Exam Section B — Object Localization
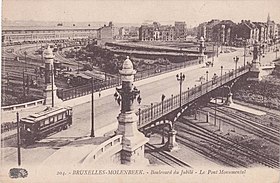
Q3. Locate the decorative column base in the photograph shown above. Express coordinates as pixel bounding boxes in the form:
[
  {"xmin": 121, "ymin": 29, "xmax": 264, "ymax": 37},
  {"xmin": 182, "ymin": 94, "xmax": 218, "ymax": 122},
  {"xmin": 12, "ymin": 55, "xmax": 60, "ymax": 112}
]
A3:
[
  {"xmin": 247, "ymin": 62, "xmax": 261, "ymax": 81},
  {"xmin": 225, "ymin": 93, "xmax": 233, "ymax": 106},
  {"xmin": 198, "ymin": 55, "xmax": 207, "ymax": 65},
  {"xmin": 166, "ymin": 129, "xmax": 179, "ymax": 152},
  {"xmin": 116, "ymin": 112, "xmax": 149, "ymax": 165},
  {"xmin": 44, "ymin": 84, "xmax": 62, "ymax": 106}
]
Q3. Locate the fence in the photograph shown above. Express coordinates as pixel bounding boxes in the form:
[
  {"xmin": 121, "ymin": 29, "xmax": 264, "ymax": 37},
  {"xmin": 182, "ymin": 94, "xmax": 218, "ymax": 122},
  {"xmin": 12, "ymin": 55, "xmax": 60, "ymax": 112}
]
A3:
[
  {"xmin": 57, "ymin": 59, "xmax": 199, "ymax": 101},
  {"xmin": 136, "ymin": 66, "xmax": 250, "ymax": 128}
]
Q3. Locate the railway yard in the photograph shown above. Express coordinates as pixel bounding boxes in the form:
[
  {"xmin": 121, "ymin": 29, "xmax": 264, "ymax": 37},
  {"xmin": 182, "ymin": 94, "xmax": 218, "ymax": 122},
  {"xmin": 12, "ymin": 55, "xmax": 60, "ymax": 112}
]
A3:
[{"xmin": 145, "ymin": 100, "xmax": 280, "ymax": 168}]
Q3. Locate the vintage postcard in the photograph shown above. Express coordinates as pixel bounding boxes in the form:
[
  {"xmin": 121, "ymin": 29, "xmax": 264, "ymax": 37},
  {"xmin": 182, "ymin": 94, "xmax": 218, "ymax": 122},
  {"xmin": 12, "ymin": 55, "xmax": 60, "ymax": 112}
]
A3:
[{"xmin": 1, "ymin": 0, "xmax": 280, "ymax": 182}]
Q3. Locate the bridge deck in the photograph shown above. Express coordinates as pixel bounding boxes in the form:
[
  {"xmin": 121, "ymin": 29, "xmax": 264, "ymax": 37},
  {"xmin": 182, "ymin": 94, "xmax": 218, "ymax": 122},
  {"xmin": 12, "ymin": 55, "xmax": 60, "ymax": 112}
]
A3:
[{"xmin": 137, "ymin": 66, "xmax": 250, "ymax": 129}]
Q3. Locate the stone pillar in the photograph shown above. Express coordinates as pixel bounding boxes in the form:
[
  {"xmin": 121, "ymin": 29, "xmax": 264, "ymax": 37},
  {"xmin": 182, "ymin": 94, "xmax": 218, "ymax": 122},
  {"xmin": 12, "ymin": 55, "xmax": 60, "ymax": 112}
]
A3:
[
  {"xmin": 43, "ymin": 45, "xmax": 62, "ymax": 106},
  {"xmin": 247, "ymin": 42, "xmax": 261, "ymax": 81},
  {"xmin": 226, "ymin": 92, "xmax": 233, "ymax": 106},
  {"xmin": 167, "ymin": 129, "xmax": 179, "ymax": 152},
  {"xmin": 198, "ymin": 37, "xmax": 207, "ymax": 64},
  {"xmin": 115, "ymin": 56, "xmax": 149, "ymax": 165}
]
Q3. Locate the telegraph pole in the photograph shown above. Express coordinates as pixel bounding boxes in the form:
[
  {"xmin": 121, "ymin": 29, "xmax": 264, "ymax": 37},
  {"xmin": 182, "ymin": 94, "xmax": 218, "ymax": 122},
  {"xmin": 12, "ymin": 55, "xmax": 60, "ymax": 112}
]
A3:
[
  {"xmin": 90, "ymin": 78, "xmax": 95, "ymax": 137},
  {"xmin": 16, "ymin": 112, "xmax": 21, "ymax": 166},
  {"xmin": 243, "ymin": 41, "xmax": 246, "ymax": 67},
  {"xmin": 51, "ymin": 65, "xmax": 54, "ymax": 107}
]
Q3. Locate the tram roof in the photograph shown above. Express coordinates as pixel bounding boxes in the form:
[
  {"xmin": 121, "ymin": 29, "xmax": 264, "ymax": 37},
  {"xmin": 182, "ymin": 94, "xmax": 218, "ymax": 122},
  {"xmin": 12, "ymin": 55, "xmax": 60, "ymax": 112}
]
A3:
[{"xmin": 21, "ymin": 107, "xmax": 71, "ymax": 123}]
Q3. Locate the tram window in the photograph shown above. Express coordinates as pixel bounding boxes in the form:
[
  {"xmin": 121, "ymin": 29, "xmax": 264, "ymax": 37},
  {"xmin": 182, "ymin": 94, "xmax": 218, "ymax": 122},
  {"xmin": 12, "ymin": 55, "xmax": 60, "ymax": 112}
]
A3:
[
  {"xmin": 50, "ymin": 117, "xmax": 54, "ymax": 123},
  {"xmin": 40, "ymin": 121, "xmax": 45, "ymax": 127},
  {"xmin": 45, "ymin": 119, "xmax": 50, "ymax": 125},
  {"xmin": 57, "ymin": 114, "xmax": 63, "ymax": 121}
]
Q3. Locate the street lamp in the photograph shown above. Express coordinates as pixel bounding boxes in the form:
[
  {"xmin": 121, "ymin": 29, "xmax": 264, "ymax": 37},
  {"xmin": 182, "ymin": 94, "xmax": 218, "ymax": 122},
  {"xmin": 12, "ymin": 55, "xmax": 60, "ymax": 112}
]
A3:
[
  {"xmin": 275, "ymin": 46, "xmax": 279, "ymax": 59},
  {"xmin": 233, "ymin": 56, "xmax": 239, "ymax": 76},
  {"xmin": 51, "ymin": 65, "xmax": 54, "ymax": 107},
  {"xmin": 161, "ymin": 94, "xmax": 165, "ymax": 144},
  {"xmin": 221, "ymin": 66, "xmax": 224, "ymax": 102},
  {"xmin": 16, "ymin": 112, "xmax": 21, "ymax": 166},
  {"xmin": 243, "ymin": 40, "xmax": 246, "ymax": 67},
  {"xmin": 161, "ymin": 94, "xmax": 165, "ymax": 115},
  {"xmin": 23, "ymin": 51, "xmax": 27, "ymax": 98},
  {"xmin": 220, "ymin": 66, "xmax": 223, "ymax": 81},
  {"xmin": 212, "ymin": 44, "xmax": 215, "ymax": 65},
  {"xmin": 176, "ymin": 73, "xmax": 185, "ymax": 108},
  {"xmin": 90, "ymin": 77, "xmax": 95, "ymax": 137},
  {"xmin": 216, "ymin": 42, "xmax": 219, "ymax": 57}
]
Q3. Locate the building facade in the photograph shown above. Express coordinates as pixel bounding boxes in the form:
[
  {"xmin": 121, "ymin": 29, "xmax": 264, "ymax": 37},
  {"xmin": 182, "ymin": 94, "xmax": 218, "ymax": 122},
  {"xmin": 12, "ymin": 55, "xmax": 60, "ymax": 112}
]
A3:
[
  {"xmin": 212, "ymin": 20, "xmax": 236, "ymax": 45},
  {"xmin": 230, "ymin": 20, "xmax": 259, "ymax": 46},
  {"xmin": 267, "ymin": 14, "xmax": 278, "ymax": 44},
  {"xmin": 2, "ymin": 26, "xmax": 98, "ymax": 45},
  {"xmin": 139, "ymin": 21, "xmax": 184, "ymax": 41},
  {"xmin": 197, "ymin": 19, "xmax": 220, "ymax": 42},
  {"xmin": 174, "ymin": 21, "xmax": 186, "ymax": 40}
]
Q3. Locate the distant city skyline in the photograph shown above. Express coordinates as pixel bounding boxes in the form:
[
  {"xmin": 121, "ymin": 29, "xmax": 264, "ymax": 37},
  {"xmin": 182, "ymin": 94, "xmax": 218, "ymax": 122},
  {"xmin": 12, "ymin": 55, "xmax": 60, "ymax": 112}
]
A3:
[{"xmin": 2, "ymin": 0, "xmax": 280, "ymax": 27}]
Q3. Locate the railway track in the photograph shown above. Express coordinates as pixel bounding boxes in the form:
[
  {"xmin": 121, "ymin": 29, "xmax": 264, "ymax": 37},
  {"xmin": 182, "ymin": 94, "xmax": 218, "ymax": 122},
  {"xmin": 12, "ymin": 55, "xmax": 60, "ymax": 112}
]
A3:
[
  {"xmin": 201, "ymin": 107, "xmax": 280, "ymax": 146},
  {"xmin": 233, "ymin": 100, "xmax": 280, "ymax": 124},
  {"xmin": 175, "ymin": 122, "xmax": 249, "ymax": 168},
  {"xmin": 145, "ymin": 143, "xmax": 190, "ymax": 168},
  {"xmin": 176, "ymin": 118, "xmax": 279, "ymax": 168}
]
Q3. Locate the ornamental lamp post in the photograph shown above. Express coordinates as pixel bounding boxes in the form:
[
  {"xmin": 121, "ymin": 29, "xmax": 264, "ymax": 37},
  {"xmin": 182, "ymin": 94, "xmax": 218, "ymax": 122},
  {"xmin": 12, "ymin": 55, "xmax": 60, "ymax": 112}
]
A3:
[
  {"xmin": 90, "ymin": 77, "xmax": 95, "ymax": 137},
  {"xmin": 176, "ymin": 73, "xmax": 185, "ymax": 109},
  {"xmin": 161, "ymin": 94, "xmax": 166, "ymax": 144},
  {"xmin": 16, "ymin": 112, "xmax": 21, "ymax": 166},
  {"xmin": 233, "ymin": 56, "xmax": 239, "ymax": 76},
  {"xmin": 212, "ymin": 44, "xmax": 215, "ymax": 65},
  {"xmin": 243, "ymin": 40, "xmax": 246, "ymax": 67},
  {"xmin": 221, "ymin": 66, "xmax": 224, "ymax": 102},
  {"xmin": 221, "ymin": 66, "xmax": 223, "ymax": 82},
  {"xmin": 114, "ymin": 56, "xmax": 148, "ymax": 164}
]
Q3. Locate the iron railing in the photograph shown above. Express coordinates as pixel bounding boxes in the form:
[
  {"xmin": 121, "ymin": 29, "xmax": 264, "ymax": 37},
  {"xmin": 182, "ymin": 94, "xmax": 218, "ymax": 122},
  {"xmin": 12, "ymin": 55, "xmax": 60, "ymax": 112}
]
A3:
[{"xmin": 136, "ymin": 66, "xmax": 250, "ymax": 128}]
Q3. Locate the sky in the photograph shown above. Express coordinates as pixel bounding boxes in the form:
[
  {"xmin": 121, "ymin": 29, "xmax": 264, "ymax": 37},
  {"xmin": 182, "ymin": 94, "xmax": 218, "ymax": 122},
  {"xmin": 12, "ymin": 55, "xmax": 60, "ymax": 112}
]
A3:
[{"xmin": 2, "ymin": 0, "xmax": 280, "ymax": 27}]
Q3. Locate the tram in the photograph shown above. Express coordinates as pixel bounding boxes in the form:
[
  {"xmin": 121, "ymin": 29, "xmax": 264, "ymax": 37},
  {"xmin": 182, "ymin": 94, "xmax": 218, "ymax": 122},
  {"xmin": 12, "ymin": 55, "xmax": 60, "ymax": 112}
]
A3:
[{"xmin": 20, "ymin": 107, "xmax": 72, "ymax": 144}]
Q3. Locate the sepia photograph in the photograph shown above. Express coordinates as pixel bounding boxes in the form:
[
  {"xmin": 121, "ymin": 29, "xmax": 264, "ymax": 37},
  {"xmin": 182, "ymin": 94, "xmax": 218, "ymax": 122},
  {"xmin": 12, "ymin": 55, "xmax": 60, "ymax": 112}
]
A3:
[{"xmin": 1, "ymin": 0, "xmax": 280, "ymax": 182}]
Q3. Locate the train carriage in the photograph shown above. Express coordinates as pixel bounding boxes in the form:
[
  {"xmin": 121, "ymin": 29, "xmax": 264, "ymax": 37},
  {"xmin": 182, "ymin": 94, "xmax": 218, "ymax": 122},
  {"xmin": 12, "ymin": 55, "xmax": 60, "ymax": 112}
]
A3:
[{"xmin": 20, "ymin": 107, "xmax": 72, "ymax": 144}]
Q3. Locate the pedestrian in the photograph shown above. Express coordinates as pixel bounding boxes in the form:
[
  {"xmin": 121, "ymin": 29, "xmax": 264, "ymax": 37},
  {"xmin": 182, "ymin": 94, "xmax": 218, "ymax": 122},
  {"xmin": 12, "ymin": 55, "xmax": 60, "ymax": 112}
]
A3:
[
  {"xmin": 161, "ymin": 94, "xmax": 165, "ymax": 102},
  {"xmin": 114, "ymin": 92, "xmax": 118, "ymax": 101},
  {"xmin": 117, "ymin": 97, "xmax": 121, "ymax": 105},
  {"xmin": 99, "ymin": 91, "xmax": 101, "ymax": 98},
  {"xmin": 67, "ymin": 78, "xmax": 71, "ymax": 87}
]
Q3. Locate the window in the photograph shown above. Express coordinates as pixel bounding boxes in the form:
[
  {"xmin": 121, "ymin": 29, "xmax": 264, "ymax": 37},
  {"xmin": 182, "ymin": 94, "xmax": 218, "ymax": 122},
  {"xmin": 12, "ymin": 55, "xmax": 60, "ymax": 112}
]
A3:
[
  {"xmin": 49, "ymin": 117, "xmax": 54, "ymax": 123},
  {"xmin": 57, "ymin": 113, "xmax": 63, "ymax": 121},
  {"xmin": 45, "ymin": 119, "xmax": 50, "ymax": 125},
  {"xmin": 40, "ymin": 121, "xmax": 45, "ymax": 127}
]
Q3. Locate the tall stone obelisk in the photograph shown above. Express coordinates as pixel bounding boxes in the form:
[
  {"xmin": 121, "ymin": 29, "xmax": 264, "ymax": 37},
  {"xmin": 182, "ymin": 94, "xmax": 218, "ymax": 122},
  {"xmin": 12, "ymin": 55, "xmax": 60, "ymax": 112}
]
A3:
[
  {"xmin": 115, "ymin": 56, "xmax": 149, "ymax": 165},
  {"xmin": 198, "ymin": 37, "xmax": 207, "ymax": 64},
  {"xmin": 43, "ymin": 45, "xmax": 61, "ymax": 106},
  {"xmin": 247, "ymin": 42, "xmax": 261, "ymax": 81}
]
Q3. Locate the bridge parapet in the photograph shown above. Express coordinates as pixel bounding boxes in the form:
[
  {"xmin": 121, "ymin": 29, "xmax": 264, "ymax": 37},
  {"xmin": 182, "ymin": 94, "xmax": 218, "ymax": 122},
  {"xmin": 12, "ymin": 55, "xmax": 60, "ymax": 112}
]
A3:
[
  {"xmin": 137, "ymin": 66, "xmax": 250, "ymax": 128},
  {"xmin": 81, "ymin": 135, "xmax": 123, "ymax": 165},
  {"xmin": 1, "ymin": 99, "xmax": 45, "ymax": 112}
]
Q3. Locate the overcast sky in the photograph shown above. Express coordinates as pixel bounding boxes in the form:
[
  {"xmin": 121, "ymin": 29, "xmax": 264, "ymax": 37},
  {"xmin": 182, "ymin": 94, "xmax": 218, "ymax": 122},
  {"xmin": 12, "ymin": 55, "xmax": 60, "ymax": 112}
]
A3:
[{"xmin": 2, "ymin": 0, "xmax": 280, "ymax": 27}]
